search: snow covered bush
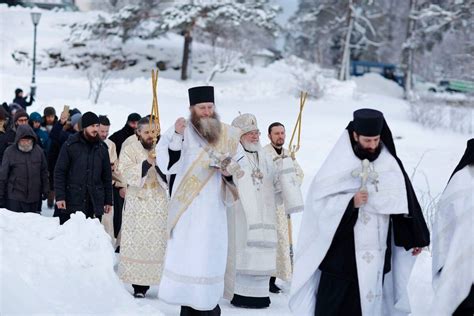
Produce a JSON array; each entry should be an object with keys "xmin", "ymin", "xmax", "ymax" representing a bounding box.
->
[
  {"xmin": 286, "ymin": 56, "xmax": 325, "ymax": 99},
  {"xmin": 409, "ymin": 93, "xmax": 474, "ymax": 134}
]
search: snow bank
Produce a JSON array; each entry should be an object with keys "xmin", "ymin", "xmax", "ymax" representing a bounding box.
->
[
  {"xmin": 0, "ymin": 210, "xmax": 162, "ymax": 315},
  {"xmin": 354, "ymin": 73, "xmax": 404, "ymax": 99}
]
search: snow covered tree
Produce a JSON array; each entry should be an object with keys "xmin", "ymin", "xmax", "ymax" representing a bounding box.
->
[
  {"xmin": 68, "ymin": 5, "xmax": 162, "ymax": 44},
  {"xmin": 157, "ymin": 0, "xmax": 280, "ymax": 80},
  {"xmin": 402, "ymin": 0, "xmax": 473, "ymax": 98},
  {"xmin": 286, "ymin": 0, "xmax": 383, "ymax": 80},
  {"xmin": 89, "ymin": 0, "xmax": 162, "ymax": 13},
  {"xmin": 286, "ymin": 0, "xmax": 348, "ymax": 65},
  {"xmin": 40, "ymin": 6, "xmax": 165, "ymax": 103}
]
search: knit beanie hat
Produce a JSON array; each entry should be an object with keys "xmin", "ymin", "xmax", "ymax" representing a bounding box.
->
[
  {"xmin": 71, "ymin": 113, "xmax": 82, "ymax": 128},
  {"xmin": 14, "ymin": 110, "xmax": 29, "ymax": 123},
  {"xmin": 30, "ymin": 112, "xmax": 42, "ymax": 123},
  {"xmin": 81, "ymin": 112, "xmax": 99, "ymax": 129}
]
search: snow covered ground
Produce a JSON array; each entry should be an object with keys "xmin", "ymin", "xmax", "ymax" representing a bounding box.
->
[{"xmin": 0, "ymin": 5, "xmax": 470, "ymax": 316}]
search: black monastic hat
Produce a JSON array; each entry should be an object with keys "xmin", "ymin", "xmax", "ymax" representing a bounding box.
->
[
  {"xmin": 353, "ymin": 108, "xmax": 384, "ymax": 137},
  {"xmin": 188, "ymin": 86, "xmax": 214, "ymax": 106}
]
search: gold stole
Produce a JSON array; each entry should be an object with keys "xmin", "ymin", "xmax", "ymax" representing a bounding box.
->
[{"xmin": 167, "ymin": 124, "xmax": 240, "ymax": 237}]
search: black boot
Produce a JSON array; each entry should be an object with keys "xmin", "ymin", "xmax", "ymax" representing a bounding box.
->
[
  {"xmin": 132, "ymin": 284, "xmax": 149, "ymax": 298},
  {"xmin": 269, "ymin": 277, "xmax": 282, "ymax": 294}
]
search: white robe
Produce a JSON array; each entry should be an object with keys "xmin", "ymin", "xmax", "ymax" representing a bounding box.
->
[
  {"xmin": 101, "ymin": 139, "xmax": 118, "ymax": 245},
  {"xmin": 117, "ymin": 138, "xmax": 169, "ymax": 286},
  {"xmin": 156, "ymin": 124, "xmax": 244, "ymax": 310},
  {"xmin": 227, "ymin": 148, "xmax": 279, "ymax": 298},
  {"xmin": 289, "ymin": 131, "xmax": 416, "ymax": 316},
  {"xmin": 263, "ymin": 144, "xmax": 304, "ymax": 281},
  {"xmin": 431, "ymin": 165, "xmax": 474, "ymax": 315}
]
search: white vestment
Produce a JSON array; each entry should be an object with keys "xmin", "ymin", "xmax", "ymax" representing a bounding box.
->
[
  {"xmin": 289, "ymin": 131, "xmax": 416, "ymax": 316},
  {"xmin": 263, "ymin": 144, "xmax": 304, "ymax": 281},
  {"xmin": 431, "ymin": 165, "xmax": 474, "ymax": 315},
  {"xmin": 226, "ymin": 148, "xmax": 279, "ymax": 298},
  {"xmin": 117, "ymin": 137, "xmax": 169, "ymax": 286},
  {"xmin": 101, "ymin": 139, "xmax": 118, "ymax": 245},
  {"xmin": 156, "ymin": 124, "xmax": 243, "ymax": 310}
]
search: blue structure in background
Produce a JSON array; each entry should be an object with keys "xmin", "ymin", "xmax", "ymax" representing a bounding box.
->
[{"xmin": 350, "ymin": 60, "xmax": 405, "ymax": 87}]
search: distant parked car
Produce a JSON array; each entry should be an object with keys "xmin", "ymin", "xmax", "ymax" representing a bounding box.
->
[
  {"xmin": 439, "ymin": 80, "xmax": 474, "ymax": 94},
  {"xmin": 413, "ymin": 75, "xmax": 440, "ymax": 93}
]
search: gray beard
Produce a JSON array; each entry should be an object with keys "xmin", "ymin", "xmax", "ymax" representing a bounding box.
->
[
  {"xmin": 192, "ymin": 117, "xmax": 222, "ymax": 144},
  {"xmin": 242, "ymin": 140, "xmax": 261, "ymax": 152},
  {"xmin": 18, "ymin": 143, "xmax": 33, "ymax": 152}
]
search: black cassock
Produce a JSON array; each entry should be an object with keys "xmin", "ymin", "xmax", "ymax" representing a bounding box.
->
[{"xmin": 314, "ymin": 123, "xmax": 430, "ymax": 316}]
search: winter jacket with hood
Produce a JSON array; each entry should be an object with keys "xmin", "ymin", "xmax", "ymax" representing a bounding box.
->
[
  {"xmin": 29, "ymin": 112, "xmax": 51, "ymax": 152},
  {"xmin": 0, "ymin": 125, "xmax": 49, "ymax": 204}
]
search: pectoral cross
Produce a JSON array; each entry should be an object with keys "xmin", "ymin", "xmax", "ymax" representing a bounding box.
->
[{"xmin": 351, "ymin": 159, "xmax": 379, "ymax": 192}]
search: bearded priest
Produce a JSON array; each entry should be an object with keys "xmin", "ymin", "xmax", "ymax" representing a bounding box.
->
[
  {"xmin": 289, "ymin": 108, "xmax": 430, "ymax": 316},
  {"xmin": 224, "ymin": 113, "xmax": 280, "ymax": 309},
  {"xmin": 117, "ymin": 117, "xmax": 169, "ymax": 298},
  {"xmin": 156, "ymin": 86, "xmax": 244, "ymax": 316}
]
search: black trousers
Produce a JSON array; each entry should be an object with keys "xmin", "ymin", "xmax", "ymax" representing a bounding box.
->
[
  {"xmin": 7, "ymin": 199, "xmax": 41, "ymax": 214},
  {"xmin": 112, "ymin": 186, "xmax": 124, "ymax": 237},
  {"xmin": 231, "ymin": 294, "xmax": 270, "ymax": 308},
  {"xmin": 180, "ymin": 305, "xmax": 221, "ymax": 316},
  {"xmin": 314, "ymin": 272, "xmax": 362, "ymax": 316}
]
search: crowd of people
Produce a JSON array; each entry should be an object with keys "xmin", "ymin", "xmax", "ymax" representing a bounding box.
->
[{"xmin": 1, "ymin": 86, "xmax": 472, "ymax": 316}]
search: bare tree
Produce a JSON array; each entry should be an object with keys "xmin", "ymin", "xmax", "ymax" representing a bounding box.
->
[
  {"xmin": 86, "ymin": 67, "xmax": 111, "ymax": 104},
  {"xmin": 206, "ymin": 39, "xmax": 242, "ymax": 83}
]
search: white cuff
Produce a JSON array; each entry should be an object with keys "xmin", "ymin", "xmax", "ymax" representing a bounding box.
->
[{"xmin": 169, "ymin": 133, "xmax": 183, "ymax": 151}]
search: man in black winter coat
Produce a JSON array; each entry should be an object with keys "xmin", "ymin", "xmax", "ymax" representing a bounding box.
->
[
  {"xmin": 0, "ymin": 125, "xmax": 49, "ymax": 213},
  {"xmin": 54, "ymin": 112, "xmax": 113, "ymax": 224},
  {"xmin": 12, "ymin": 88, "xmax": 34, "ymax": 111},
  {"xmin": 0, "ymin": 110, "xmax": 30, "ymax": 164},
  {"xmin": 108, "ymin": 113, "xmax": 141, "ymax": 158},
  {"xmin": 47, "ymin": 110, "xmax": 80, "ymax": 209}
]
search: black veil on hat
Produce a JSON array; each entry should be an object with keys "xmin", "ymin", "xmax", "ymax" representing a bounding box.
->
[
  {"xmin": 188, "ymin": 86, "xmax": 214, "ymax": 106},
  {"xmin": 346, "ymin": 108, "xmax": 430, "ymax": 249},
  {"xmin": 450, "ymin": 138, "xmax": 474, "ymax": 181}
]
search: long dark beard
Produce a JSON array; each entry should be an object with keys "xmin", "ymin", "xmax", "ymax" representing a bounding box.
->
[
  {"xmin": 353, "ymin": 142, "xmax": 383, "ymax": 162},
  {"xmin": 139, "ymin": 136, "xmax": 157, "ymax": 151},
  {"xmin": 190, "ymin": 111, "xmax": 222, "ymax": 145},
  {"xmin": 83, "ymin": 131, "xmax": 100, "ymax": 143}
]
